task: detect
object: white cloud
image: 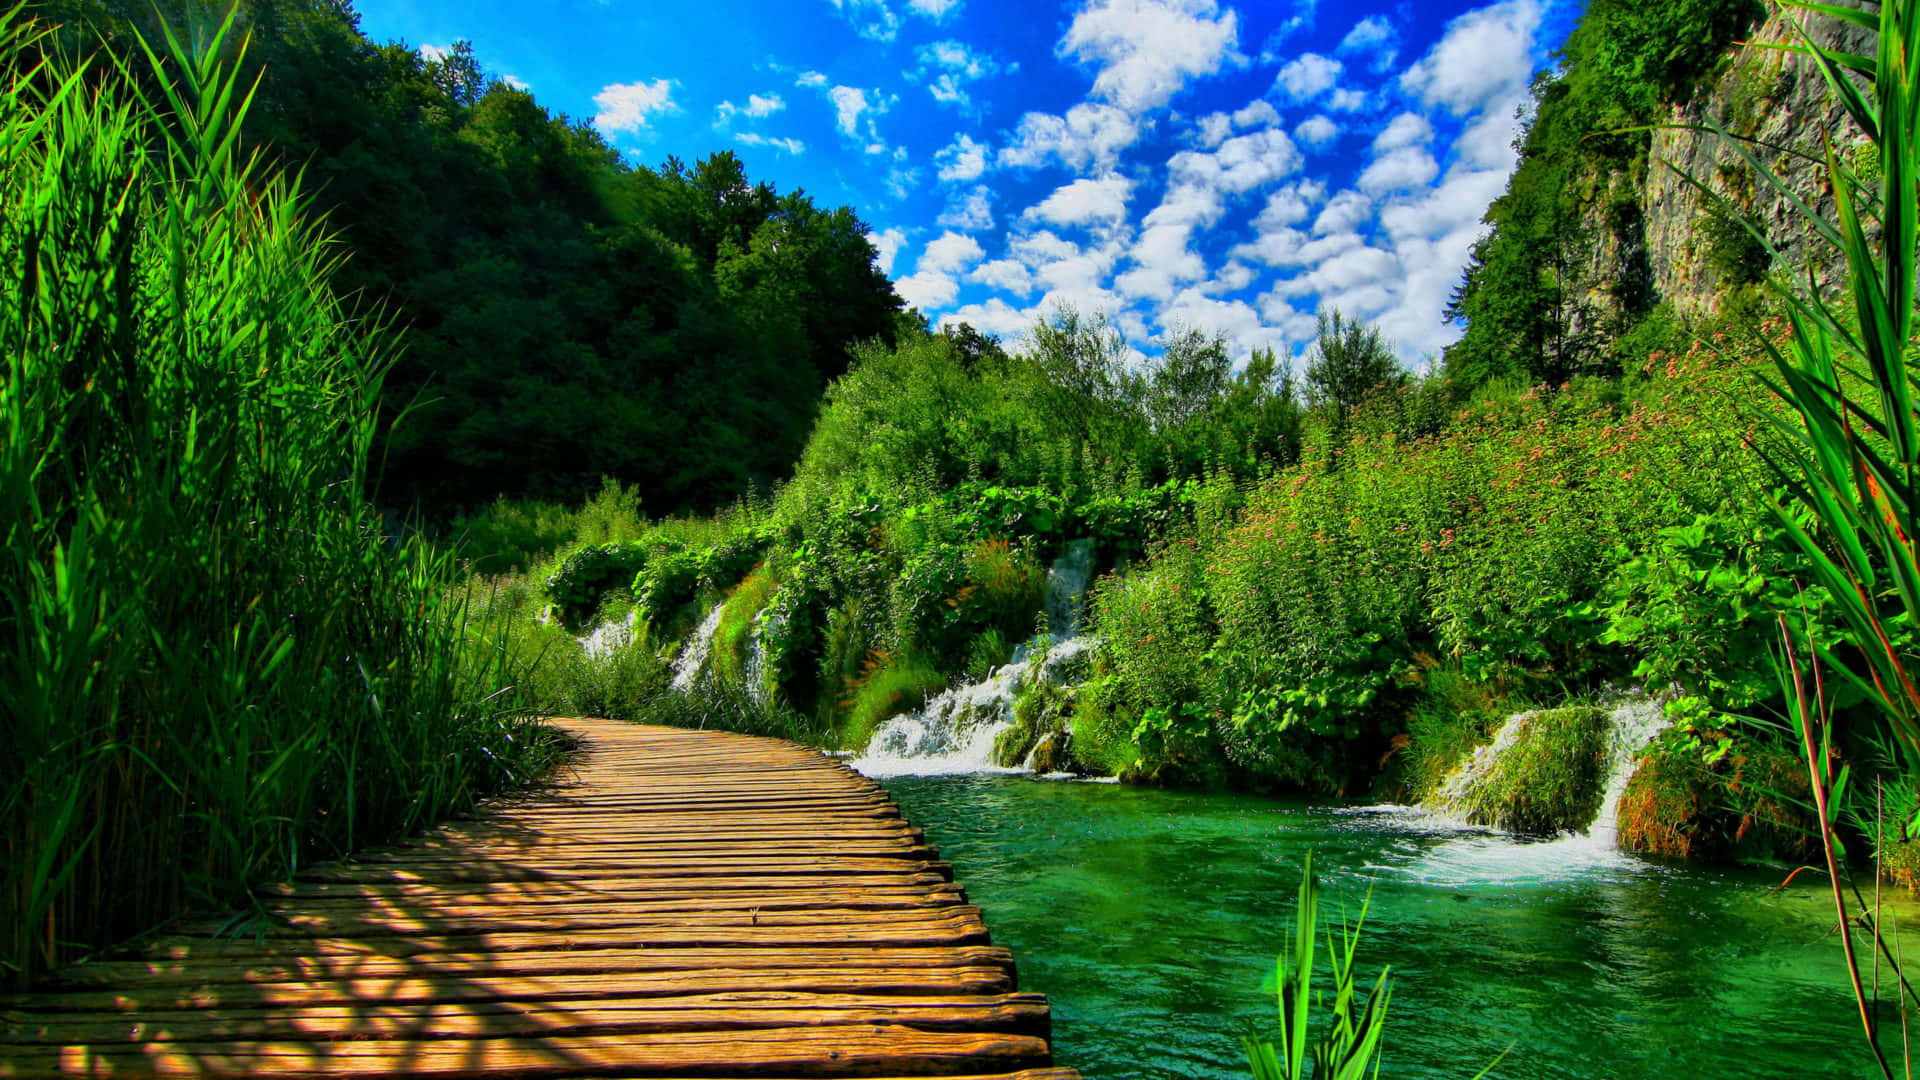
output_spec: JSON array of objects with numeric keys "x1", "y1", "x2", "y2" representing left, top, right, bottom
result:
[
  {"x1": 1169, "y1": 128, "x2": 1301, "y2": 194},
  {"x1": 1312, "y1": 189, "x2": 1371, "y2": 235},
  {"x1": 1000, "y1": 103, "x2": 1142, "y2": 171},
  {"x1": 1326, "y1": 87, "x2": 1367, "y2": 112},
  {"x1": 939, "y1": 297, "x2": 1033, "y2": 339},
  {"x1": 592, "y1": 79, "x2": 676, "y2": 135},
  {"x1": 968, "y1": 259, "x2": 1036, "y2": 297},
  {"x1": 420, "y1": 42, "x2": 450, "y2": 63},
  {"x1": 1274, "y1": 53, "x2": 1340, "y2": 102},
  {"x1": 1058, "y1": 0, "x2": 1244, "y2": 113},
  {"x1": 1400, "y1": 0, "x2": 1541, "y2": 115},
  {"x1": 1231, "y1": 99, "x2": 1280, "y2": 130},
  {"x1": 1025, "y1": 175, "x2": 1136, "y2": 229},
  {"x1": 796, "y1": 71, "x2": 829, "y2": 88},
  {"x1": 916, "y1": 40, "x2": 1007, "y2": 109},
  {"x1": 817, "y1": 84, "x2": 895, "y2": 150},
  {"x1": 938, "y1": 185, "x2": 996, "y2": 230},
  {"x1": 715, "y1": 92, "x2": 787, "y2": 125},
  {"x1": 1373, "y1": 112, "x2": 1433, "y2": 153},
  {"x1": 1453, "y1": 107, "x2": 1524, "y2": 170},
  {"x1": 1337, "y1": 15, "x2": 1399, "y2": 71},
  {"x1": 1196, "y1": 112, "x2": 1232, "y2": 148},
  {"x1": 828, "y1": 0, "x2": 902, "y2": 42},
  {"x1": 501, "y1": 74, "x2": 530, "y2": 90},
  {"x1": 936, "y1": 133, "x2": 990, "y2": 182},
  {"x1": 1359, "y1": 146, "x2": 1439, "y2": 195},
  {"x1": 1159, "y1": 289, "x2": 1291, "y2": 361},
  {"x1": 734, "y1": 132, "x2": 806, "y2": 154},
  {"x1": 887, "y1": 166, "x2": 920, "y2": 200},
  {"x1": 869, "y1": 227, "x2": 908, "y2": 275},
  {"x1": 895, "y1": 230, "x2": 987, "y2": 311},
  {"x1": 909, "y1": 0, "x2": 961, "y2": 17},
  {"x1": 1294, "y1": 114, "x2": 1339, "y2": 149}
]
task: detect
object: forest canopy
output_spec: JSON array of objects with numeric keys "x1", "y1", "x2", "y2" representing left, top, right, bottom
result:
[{"x1": 26, "y1": 0, "x2": 904, "y2": 516}]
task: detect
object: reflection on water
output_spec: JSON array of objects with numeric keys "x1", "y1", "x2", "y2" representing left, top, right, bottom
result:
[{"x1": 883, "y1": 775, "x2": 1904, "y2": 1080}]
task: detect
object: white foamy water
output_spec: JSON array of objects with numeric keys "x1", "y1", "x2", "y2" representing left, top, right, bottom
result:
[
  {"x1": 576, "y1": 610, "x2": 637, "y2": 660},
  {"x1": 669, "y1": 602, "x2": 726, "y2": 692},
  {"x1": 851, "y1": 540, "x2": 1104, "y2": 779},
  {"x1": 1425, "y1": 691, "x2": 1672, "y2": 853}
]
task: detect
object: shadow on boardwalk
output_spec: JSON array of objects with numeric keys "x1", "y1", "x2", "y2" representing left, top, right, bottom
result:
[{"x1": 0, "y1": 720, "x2": 1078, "y2": 1079}]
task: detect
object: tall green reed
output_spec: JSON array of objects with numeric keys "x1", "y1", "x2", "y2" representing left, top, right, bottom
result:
[
  {"x1": 1738, "y1": 0, "x2": 1920, "y2": 1073},
  {"x1": 0, "y1": 6, "x2": 560, "y2": 988}
]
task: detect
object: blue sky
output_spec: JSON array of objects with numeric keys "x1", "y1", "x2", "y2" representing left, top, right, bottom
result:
[{"x1": 353, "y1": 0, "x2": 1580, "y2": 365}]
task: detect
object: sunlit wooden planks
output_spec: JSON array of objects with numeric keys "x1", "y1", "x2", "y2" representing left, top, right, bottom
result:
[{"x1": 0, "y1": 718, "x2": 1076, "y2": 1079}]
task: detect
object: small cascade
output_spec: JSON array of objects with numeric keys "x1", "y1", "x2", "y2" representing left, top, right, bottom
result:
[
  {"x1": 742, "y1": 616, "x2": 773, "y2": 706},
  {"x1": 1042, "y1": 538, "x2": 1097, "y2": 640},
  {"x1": 669, "y1": 602, "x2": 727, "y2": 692},
  {"x1": 1586, "y1": 694, "x2": 1671, "y2": 849},
  {"x1": 576, "y1": 610, "x2": 637, "y2": 660},
  {"x1": 1426, "y1": 691, "x2": 1671, "y2": 848},
  {"x1": 852, "y1": 638, "x2": 1095, "y2": 778}
]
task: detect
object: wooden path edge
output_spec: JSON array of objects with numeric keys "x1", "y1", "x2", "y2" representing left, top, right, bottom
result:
[{"x1": 0, "y1": 719, "x2": 1081, "y2": 1080}]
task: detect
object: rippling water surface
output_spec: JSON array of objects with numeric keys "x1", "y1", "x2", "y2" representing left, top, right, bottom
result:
[{"x1": 882, "y1": 774, "x2": 1904, "y2": 1080}]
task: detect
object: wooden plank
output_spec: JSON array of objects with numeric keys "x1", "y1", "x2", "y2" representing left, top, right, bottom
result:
[
  {"x1": 4, "y1": 720, "x2": 1075, "y2": 1079},
  {"x1": 0, "y1": 992, "x2": 1052, "y2": 1044},
  {"x1": 0, "y1": 1026, "x2": 1051, "y2": 1078},
  {"x1": 46, "y1": 948, "x2": 1017, "y2": 989}
]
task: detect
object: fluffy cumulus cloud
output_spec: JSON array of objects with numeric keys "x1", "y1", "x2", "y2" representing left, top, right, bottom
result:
[
  {"x1": 1293, "y1": 114, "x2": 1339, "y2": 150},
  {"x1": 592, "y1": 79, "x2": 676, "y2": 135},
  {"x1": 882, "y1": 0, "x2": 1548, "y2": 368},
  {"x1": 999, "y1": 103, "x2": 1142, "y2": 171},
  {"x1": 1273, "y1": 53, "x2": 1340, "y2": 102},
  {"x1": 916, "y1": 40, "x2": 1009, "y2": 109},
  {"x1": 908, "y1": 0, "x2": 961, "y2": 17},
  {"x1": 715, "y1": 92, "x2": 785, "y2": 125},
  {"x1": 939, "y1": 185, "x2": 996, "y2": 230},
  {"x1": 895, "y1": 230, "x2": 987, "y2": 310},
  {"x1": 1025, "y1": 175, "x2": 1136, "y2": 229},
  {"x1": 936, "y1": 133, "x2": 990, "y2": 182},
  {"x1": 1057, "y1": 0, "x2": 1244, "y2": 114},
  {"x1": 813, "y1": 83, "x2": 895, "y2": 151},
  {"x1": 1400, "y1": 0, "x2": 1541, "y2": 115},
  {"x1": 868, "y1": 228, "x2": 908, "y2": 275}
]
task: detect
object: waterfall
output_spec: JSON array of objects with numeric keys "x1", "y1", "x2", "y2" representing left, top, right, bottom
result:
[
  {"x1": 576, "y1": 610, "x2": 638, "y2": 660},
  {"x1": 852, "y1": 638, "x2": 1095, "y2": 778},
  {"x1": 742, "y1": 615, "x2": 773, "y2": 706},
  {"x1": 1426, "y1": 691, "x2": 1670, "y2": 847},
  {"x1": 1043, "y1": 538, "x2": 1097, "y2": 640},
  {"x1": 1586, "y1": 694, "x2": 1671, "y2": 849},
  {"x1": 669, "y1": 602, "x2": 727, "y2": 692},
  {"x1": 852, "y1": 540, "x2": 1101, "y2": 779}
]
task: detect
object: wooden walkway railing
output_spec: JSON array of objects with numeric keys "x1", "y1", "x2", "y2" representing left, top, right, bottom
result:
[{"x1": 0, "y1": 719, "x2": 1078, "y2": 1079}]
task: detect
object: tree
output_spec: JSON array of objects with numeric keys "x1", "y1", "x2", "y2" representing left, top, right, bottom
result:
[{"x1": 1303, "y1": 310, "x2": 1403, "y2": 426}]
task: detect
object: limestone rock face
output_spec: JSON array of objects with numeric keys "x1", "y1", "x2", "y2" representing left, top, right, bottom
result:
[{"x1": 1640, "y1": 1, "x2": 1873, "y2": 318}]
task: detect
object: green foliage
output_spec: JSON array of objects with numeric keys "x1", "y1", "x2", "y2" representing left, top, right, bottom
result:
[
  {"x1": 1303, "y1": 309, "x2": 1405, "y2": 426},
  {"x1": 31, "y1": 0, "x2": 902, "y2": 517},
  {"x1": 0, "y1": 9, "x2": 561, "y2": 986},
  {"x1": 1243, "y1": 850, "x2": 1393, "y2": 1080},
  {"x1": 545, "y1": 542, "x2": 658, "y2": 626},
  {"x1": 843, "y1": 653, "x2": 948, "y2": 753}
]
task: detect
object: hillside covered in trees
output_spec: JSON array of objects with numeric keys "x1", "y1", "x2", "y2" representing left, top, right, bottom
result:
[{"x1": 27, "y1": 0, "x2": 903, "y2": 515}]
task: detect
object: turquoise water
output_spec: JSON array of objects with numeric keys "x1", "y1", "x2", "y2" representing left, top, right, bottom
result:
[{"x1": 882, "y1": 774, "x2": 1906, "y2": 1079}]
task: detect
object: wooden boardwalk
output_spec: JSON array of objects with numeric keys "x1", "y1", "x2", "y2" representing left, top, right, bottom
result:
[{"x1": 0, "y1": 719, "x2": 1078, "y2": 1079}]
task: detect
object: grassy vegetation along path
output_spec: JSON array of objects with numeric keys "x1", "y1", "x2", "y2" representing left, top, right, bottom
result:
[{"x1": 0, "y1": 720, "x2": 1076, "y2": 1080}]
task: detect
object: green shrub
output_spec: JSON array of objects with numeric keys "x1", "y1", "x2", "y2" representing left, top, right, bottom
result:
[
  {"x1": 842, "y1": 653, "x2": 948, "y2": 752},
  {"x1": 546, "y1": 542, "x2": 658, "y2": 626}
]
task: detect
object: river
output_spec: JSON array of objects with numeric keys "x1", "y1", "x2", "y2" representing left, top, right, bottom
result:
[{"x1": 882, "y1": 773, "x2": 1900, "y2": 1079}]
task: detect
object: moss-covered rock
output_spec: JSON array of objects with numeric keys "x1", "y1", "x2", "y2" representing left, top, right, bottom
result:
[
  {"x1": 1616, "y1": 736, "x2": 1817, "y2": 862},
  {"x1": 1443, "y1": 707, "x2": 1609, "y2": 835}
]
